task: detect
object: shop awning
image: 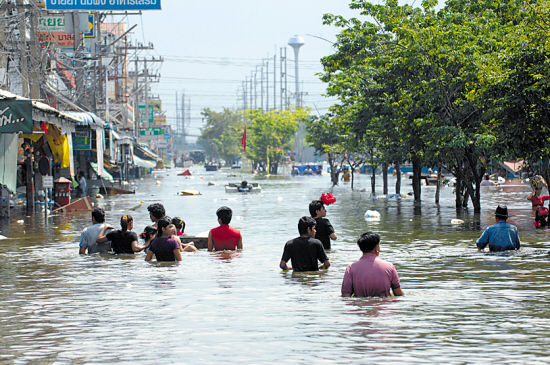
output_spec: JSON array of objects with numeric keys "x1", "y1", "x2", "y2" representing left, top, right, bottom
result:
[
  {"x1": 64, "y1": 112, "x2": 105, "y2": 129},
  {"x1": 90, "y1": 162, "x2": 114, "y2": 182},
  {"x1": 133, "y1": 154, "x2": 157, "y2": 168},
  {"x1": 134, "y1": 143, "x2": 161, "y2": 162},
  {"x1": 0, "y1": 89, "x2": 78, "y2": 134}
]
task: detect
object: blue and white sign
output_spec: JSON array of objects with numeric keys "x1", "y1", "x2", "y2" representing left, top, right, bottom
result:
[{"x1": 46, "y1": 0, "x2": 161, "y2": 11}]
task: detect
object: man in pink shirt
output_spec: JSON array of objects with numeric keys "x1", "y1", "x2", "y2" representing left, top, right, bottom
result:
[{"x1": 341, "y1": 232, "x2": 404, "y2": 297}]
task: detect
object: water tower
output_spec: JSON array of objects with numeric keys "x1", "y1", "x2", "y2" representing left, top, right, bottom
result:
[{"x1": 288, "y1": 35, "x2": 305, "y2": 108}]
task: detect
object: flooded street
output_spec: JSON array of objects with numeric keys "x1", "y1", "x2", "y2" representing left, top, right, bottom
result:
[{"x1": 1, "y1": 167, "x2": 549, "y2": 363}]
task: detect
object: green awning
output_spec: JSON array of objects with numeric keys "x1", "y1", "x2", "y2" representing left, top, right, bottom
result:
[
  {"x1": 0, "y1": 100, "x2": 33, "y2": 133},
  {"x1": 90, "y1": 162, "x2": 114, "y2": 182}
]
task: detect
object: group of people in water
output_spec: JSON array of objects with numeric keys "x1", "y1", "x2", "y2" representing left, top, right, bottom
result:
[{"x1": 77, "y1": 175, "x2": 548, "y2": 298}]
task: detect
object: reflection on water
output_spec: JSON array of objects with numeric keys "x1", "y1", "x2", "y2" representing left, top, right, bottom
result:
[{"x1": 1, "y1": 170, "x2": 549, "y2": 363}]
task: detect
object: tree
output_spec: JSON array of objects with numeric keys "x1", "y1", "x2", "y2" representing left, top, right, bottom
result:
[
  {"x1": 198, "y1": 108, "x2": 244, "y2": 164},
  {"x1": 245, "y1": 108, "x2": 309, "y2": 174},
  {"x1": 305, "y1": 114, "x2": 347, "y2": 186}
]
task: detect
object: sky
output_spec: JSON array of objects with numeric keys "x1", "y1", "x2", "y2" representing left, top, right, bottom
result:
[{"x1": 123, "y1": 0, "x2": 358, "y2": 142}]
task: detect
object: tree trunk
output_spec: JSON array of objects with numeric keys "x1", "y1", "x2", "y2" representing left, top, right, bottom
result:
[
  {"x1": 435, "y1": 165, "x2": 441, "y2": 204},
  {"x1": 455, "y1": 171, "x2": 463, "y2": 210},
  {"x1": 463, "y1": 183, "x2": 471, "y2": 208},
  {"x1": 395, "y1": 162, "x2": 401, "y2": 194},
  {"x1": 412, "y1": 156, "x2": 422, "y2": 202},
  {"x1": 371, "y1": 166, "x2": 376, "y2": 195},
  {"x1": 328, "y1": 152, "x2": 339, "y2": 186},
  {"x1": 382, "y1": 163, "x2": 388, "y2": 195},
  {"x1": 270, "y1": 161, "x2": 278, "y2": 175}
]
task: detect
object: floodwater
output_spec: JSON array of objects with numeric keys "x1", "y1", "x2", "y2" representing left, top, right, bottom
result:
[{"x1": 1, "y1": 166, "x2": 549, "y2": 364}]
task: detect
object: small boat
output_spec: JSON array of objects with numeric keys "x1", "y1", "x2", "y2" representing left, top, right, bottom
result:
[
  {"x1": 177, "y1": 169, "x2": 192, "y2": 176},
  {"x1": 205, "y1": 164, "x2": 219, "y2": 171},
  {"x1": 52, "y1": 196, "x2": 94, "y2": 213},
  {"x1": 179, "y1": 234, "x2": 208, "y2": 249},
  {"x1": 99, "y1": 186, "x2": 135, "y2": 195},
  {"x1": 177, "y1": 189, "x2": 200, "y2": 196},
  {"x1": 225, "y1": 181, "x2": 261, "y2": 193}
]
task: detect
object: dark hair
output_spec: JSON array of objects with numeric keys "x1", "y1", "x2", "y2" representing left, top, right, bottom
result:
[
  {"x1": 91, "y1": 207, "x2": 105, "y2": 223},
  {"x1": 140, "y1": 225, "x2": 157, "y2": 241},
  {"x1": 157, "y1": 217, "x2": 172, "y2": 236},
  {"x1": 171, "y1": 217, "x2": 185, "y2": 232},
  {"x1": 120, "y1": 214, "x2": 133, "y2": 231},
  {"x1": 298, "y1": 216, "x2": 317, "y2": 235},
  {"x1": 357, "y1": 231, "x2": 380, "y2": 253},
  {"x1": 216, "y1": 206, "x2": 232, "y2": 225},
  {"x1": 147, "y1": 203, "x2": 166, "y2": 220},
  {"x1": 309, "y1": 200, "x2": 324, "y2": 217}
]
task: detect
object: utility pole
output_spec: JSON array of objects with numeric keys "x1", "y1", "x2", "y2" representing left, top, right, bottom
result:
[
  {"x1": 133, "y1": 58, "x2": 139, "y2": 136},
  {"x1": 242, "y1": 80, "x2": 247, "y2": 121},
  {"x1": 280, "y1": 47, "x2": 287, "y2": 110},
  {"x1": 265, "y1": 59, "x2": 269, "y2": 111},
  {"x1": 29, "y1": 6, "x2": 40, "y2": 100},
  {"x1": 273, "y1": 54, "x2": 276, "y2": 110},
  {"x1": 249, "y1": 77, "x2": 253, "y2": 110},
  {"x1": 260, "y1": 65, "x2": 264, "y2": 111},
  {"x1": 175, "y1": 91, "x2": 179, "y2": 135},
  {"x1": 181, "y1": 91, "x2": 187, "y2": 145},
  {"x1": 0, "y1": 3, "x2": 7, "y2": 89},
  {"x1": 253, "y1": 69, "x2": 257, "y2": 110},
  {"x1": 17, "y1": 0, "x2": 29, "y2": 97}
]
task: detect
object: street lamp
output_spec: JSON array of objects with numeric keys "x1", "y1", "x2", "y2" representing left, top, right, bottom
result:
[{"x1": 288, "y1": 35, "x2": 305, "y2": 108}]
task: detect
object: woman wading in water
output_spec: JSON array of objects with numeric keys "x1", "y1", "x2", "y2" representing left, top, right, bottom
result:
[{"x1": 145, "y1": 217, "x2": 182, "y2": 262}]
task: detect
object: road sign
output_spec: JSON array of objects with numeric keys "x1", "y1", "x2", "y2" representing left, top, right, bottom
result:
[
  {"x1": 45, "y1": 1, "x2": 162, "y2": 11},
  {"x1": 43, "y1": 176, "x2": 53, "y2": 189}
]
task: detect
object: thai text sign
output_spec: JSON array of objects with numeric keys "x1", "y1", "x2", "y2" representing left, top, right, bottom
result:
[
  {"x1": 139, "y1": 127, "x2": 164, "y2": 136},
  {"x1": 0, "y1": 100, "x2": 33, "y2": 133},
  {"x1": 38, "y1": 15, "x2": 66, "y2": 32},
  {"x1": 72, "y1": 128, "x2": 92, "y2": 150},
  {"x1": 46, "y1": 0, "x2": 161, "y2": 10},
  {"x1": 38, "y1": 32, "x2": 75, "y2": 48}
]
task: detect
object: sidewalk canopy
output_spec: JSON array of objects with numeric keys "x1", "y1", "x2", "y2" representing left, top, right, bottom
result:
[
  {"x1": 134, "y1": 143, "x2": 161, "y2": 163},
  {"x1": 0, "y1": 89, "x2": 78, "y2": 134},
  {"x1": 64, "y1": 112, "x2": 105, "y2": 130},
  {"x1": 90, "y1": 162, "x2": 114, "y2": 182},
  {"x1": 132, "y1": 154, "x2": 156, "y2": 168}
]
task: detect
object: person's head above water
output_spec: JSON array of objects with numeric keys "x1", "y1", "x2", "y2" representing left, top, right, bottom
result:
[
  {"x1": 147, "y1": 203, "x2": 165, "y2": 221},
  {"x1": 298, "y1": 216, "x2": 317, "y2": 236},
  {"x1": 91, "y1": 207, "x2": 105, "y2": 223},
  {"x1": 357, "y1": 231, "x2": 381, "y2": 253},
  {"x1": 309, "y1": 200, "x2": 325, "y2": 218},
  {"x1": 157, "y1": 217, "x2": 175, "y2": 237},
  {"x1": 216, "y1": 206, "x2": 232, "y2": 225},
  {"x1": 494, "y1": 204, "x2": 509, "y2": 221},
  {"x1": 171, "y1": 217, "x2": 185, "y2": 232},
  {"x1": 120, "y1": 214, "x2": 133, "y2": 231}
]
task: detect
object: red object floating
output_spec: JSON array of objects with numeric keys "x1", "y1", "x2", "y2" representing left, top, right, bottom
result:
[{"x1": 321, "y1": 192, "x2": 336, "y2": 205}]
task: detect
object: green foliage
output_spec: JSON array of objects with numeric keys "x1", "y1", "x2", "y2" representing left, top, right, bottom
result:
[
  {"x1": 245, "y1": 108, "x2": 309, "y2": 164},
  {"x1": 310, "y1": 0, "x2": 538, "y2": 209},
  {"x1": 198, "y1": 108, "x2": 244, "y2": 163}
]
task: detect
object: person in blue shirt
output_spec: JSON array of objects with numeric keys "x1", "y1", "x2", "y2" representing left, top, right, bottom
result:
[{"x1": 476, "y1": 205, "x2": 521, "y2": 252}]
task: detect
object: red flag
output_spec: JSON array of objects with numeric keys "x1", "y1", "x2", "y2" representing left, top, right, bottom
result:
[{"x1": 241, "y1": 126, "x2": 246, "y2": 151}]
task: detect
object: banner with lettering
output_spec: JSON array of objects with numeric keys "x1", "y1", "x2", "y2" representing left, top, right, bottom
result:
[
  {"x1": 0, "y1": 100, "x2": 33, "y2": 133},
  {"x1": 46, "y1": 0, "x2": 161, "y2": 11}
]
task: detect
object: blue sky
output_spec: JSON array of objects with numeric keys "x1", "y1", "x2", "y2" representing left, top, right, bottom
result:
[{"x1": 126, "y1": 0, "x2": 358, "y2": 141}]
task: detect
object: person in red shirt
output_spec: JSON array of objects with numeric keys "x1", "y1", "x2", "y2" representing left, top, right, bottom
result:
[
  {"x1": 527, "y1": 177, "x2": 550, "y2": 228},
  {"x1": 208, "y1": 206, "x2": 243, "y2": 251}
]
